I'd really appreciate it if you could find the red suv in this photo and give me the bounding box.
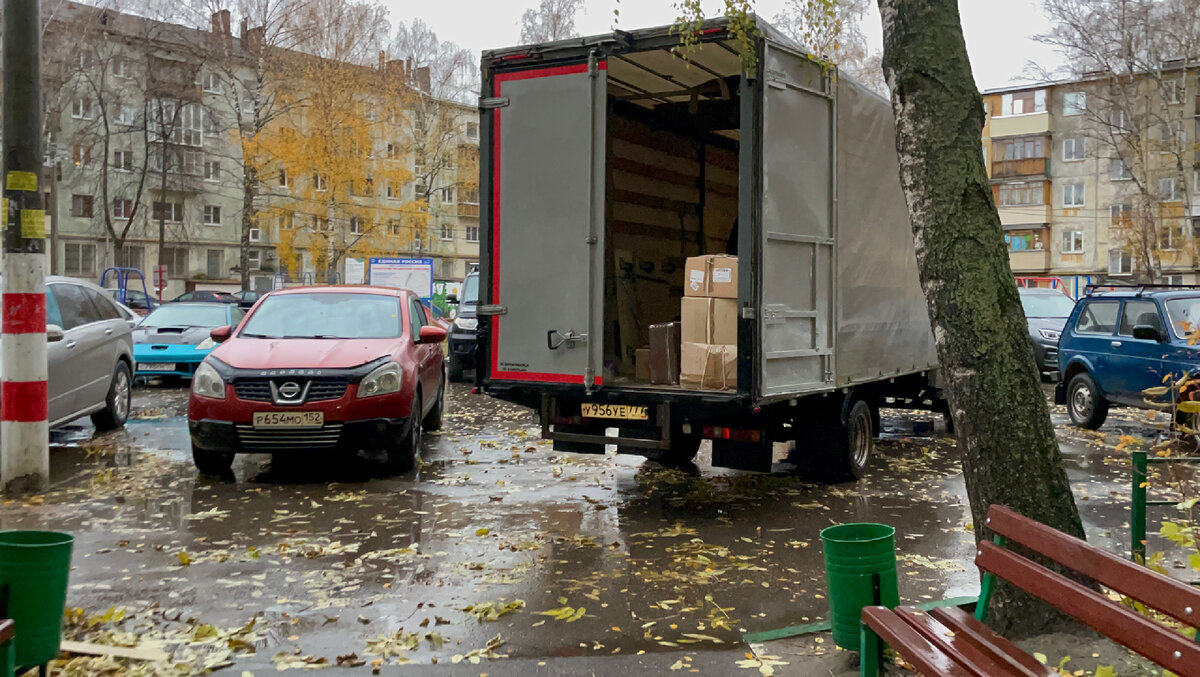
[187,286,447,475]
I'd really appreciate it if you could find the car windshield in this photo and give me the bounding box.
[141,304,228,328]
[239,293,401,339]
[462,275,479,304]
[1020,293,1076,318]
[1164,297,1200,339]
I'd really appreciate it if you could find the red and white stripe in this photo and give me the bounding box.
[1,252,48,487]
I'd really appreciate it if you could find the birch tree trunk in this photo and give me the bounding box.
[876,0,1084,634]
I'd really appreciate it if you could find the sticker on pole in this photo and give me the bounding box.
[20,210,45,239]
[5,171,37,192]
[1,198,7,227]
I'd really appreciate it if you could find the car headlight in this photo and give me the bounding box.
[192,361,226,399]
[195,337,216,351]
[454,317,478,332]
[358,361,402,398]
[1039,328,1062,341]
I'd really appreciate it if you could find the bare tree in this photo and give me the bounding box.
[518,0,584,44]
[773,0,887,93]
[1037,0,1199,282]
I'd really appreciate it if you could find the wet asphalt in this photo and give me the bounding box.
[7,380,1181,674]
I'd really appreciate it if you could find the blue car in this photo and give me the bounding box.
[1056,287,1200,429]
[134,302,245,379]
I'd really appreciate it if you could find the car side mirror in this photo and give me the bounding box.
[47,325,64,342]
[210,325,232,343]
[446,294,459,305]
[417,325,448,344]
[1133,325,1165,342]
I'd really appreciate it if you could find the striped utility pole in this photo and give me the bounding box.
[1,0,49,492]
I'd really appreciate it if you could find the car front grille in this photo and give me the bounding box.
[232,379,350,403]
[235,423,343,451]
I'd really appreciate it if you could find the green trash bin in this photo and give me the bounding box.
[820,523,899,651]
[0,531,74,666]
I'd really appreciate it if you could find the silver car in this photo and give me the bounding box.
[1,275,134,430]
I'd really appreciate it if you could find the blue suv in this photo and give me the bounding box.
[1056,287,1200,429]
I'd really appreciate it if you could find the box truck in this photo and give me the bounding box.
[475,17,945,478]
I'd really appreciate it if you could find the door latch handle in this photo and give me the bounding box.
[65,341,77,349]
[1111,341,1123,348]
[105,328,113,335]
[547,329,587,350]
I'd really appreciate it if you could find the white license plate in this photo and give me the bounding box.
[138,363,175,372]
[580,403,649,421]
[253,411,324,428]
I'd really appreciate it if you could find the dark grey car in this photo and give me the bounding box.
[1018,287,1077,378]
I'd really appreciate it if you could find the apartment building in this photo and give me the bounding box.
[40,3,479,296]
[982,69,1200,292]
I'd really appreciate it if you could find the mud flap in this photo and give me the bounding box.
[711,437,773,473]
[551,422,608,454]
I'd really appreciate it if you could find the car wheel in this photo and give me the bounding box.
[448,356,464,382]
[192,444,235,475]
[423,377,445,431]
[91,361,132,431]
[1067,372,1109,430]
[386,394,422,473]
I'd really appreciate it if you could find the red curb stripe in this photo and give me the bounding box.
[1,293,46,334]
[1,381,47,422]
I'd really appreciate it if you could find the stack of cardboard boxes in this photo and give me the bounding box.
[680,255,738,390]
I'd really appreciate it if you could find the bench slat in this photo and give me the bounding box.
[977,540,1200,674]
[893,606,1023,676]
[986,505,1200,628]
[928,606,1056,677]
[861,606,973,677]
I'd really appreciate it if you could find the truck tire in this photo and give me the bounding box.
[1066,372,1108,430]
[817,399,874,481]
[659,433,700,465]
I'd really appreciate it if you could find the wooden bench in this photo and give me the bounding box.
[860,504,1200,676]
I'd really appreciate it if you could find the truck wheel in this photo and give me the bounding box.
[660,433,700,465]
[817,399,874,481]
[192,444,234,476]
[1066,372,1108,430]
[386,394,421,473]
[448,356,464,382]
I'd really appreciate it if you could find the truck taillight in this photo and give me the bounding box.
[700,426,761,443]
[550,415,583,425]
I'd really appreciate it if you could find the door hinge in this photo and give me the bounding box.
[479,97,510,110]
[477,304,508,316]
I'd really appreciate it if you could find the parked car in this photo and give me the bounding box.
[230,290,264,308]
[1018,287,1076,378]
[172,290,238,304]
[187,286,447,475]
[446,269,478,382]
[1057,287,1200,429]
[0,275,134,430]
[134,303,245,380]
[107,287,160,315]
[115,302,140,329]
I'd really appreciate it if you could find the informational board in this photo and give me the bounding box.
[368,258,433,299]
[344,258,365,285]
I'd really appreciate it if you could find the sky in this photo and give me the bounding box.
[381,0,1065,92]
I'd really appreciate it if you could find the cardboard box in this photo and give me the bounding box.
[680,297,738,345]
[680,342,737,390]
[648,322,680,385]
[635,347,651,381]
[684,255,739,298]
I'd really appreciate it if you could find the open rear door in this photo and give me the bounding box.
[757,44,836,398]
[487,58,607,387]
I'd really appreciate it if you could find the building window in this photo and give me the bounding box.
[1108,107,1128,130]
[314,217,329,231]
[1162,79,1183,104]
[249,227,262,242]
[116,104,136,126]
[153,201,183,223]
[1062,230,1084,254]
[1062,137,1085,161]
[279,168,288,187]
[1161,221,1184,250]
[997,181,1044,207]
[113,58,131,78]
[204,159,220,181]
[389,220,402,235]
[206,249,224,278]
[441,224,453,240]
[999,89,1046,116]
[203,205,221,225]
[113,198,133,219]
[386,183,399,199]
[462,186,480,204]
[1004,229,1042,251]
[465,225,479,242]
[1164,275,1185,286]
[72,96,94,119]
[313,173,327,192]
[1062,91,1086,116]
[1108,158,1132,181]
[113,150,133,171]
[994,136,1045,160]
[281,211,296,230]
[439,187,454,203]
[71,194,94,217]
[1160,177,1180,202]
[72,144,91,166]
[466,122,478,140]
[64,242,97,276]
[1110,203,1133,228]
[248,249,262,270]
[386,142,399,159]
[1108,249,1133,275]
[414,182,427,198]
[200,72,221,93]
[350,217,363,235]
[161,247,188,275]
[180,104,204,146]
[115,245,144,271]
[1063,182,1085,207]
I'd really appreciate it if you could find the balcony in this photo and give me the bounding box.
[990,112,1051,138]
[998,204,1051,227]
[991,157,1048,180]
[457,202,480,219]
[1009,249,1050,273]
